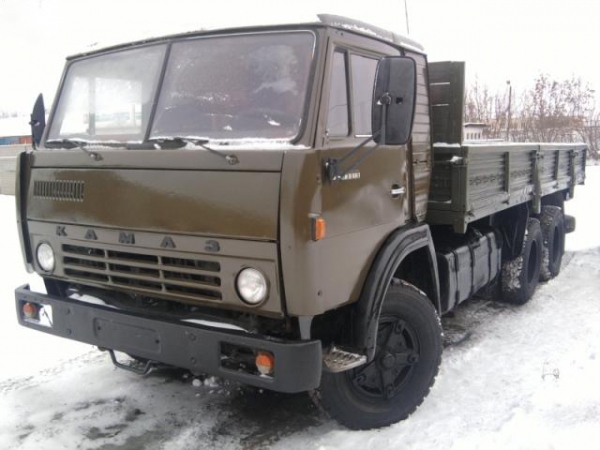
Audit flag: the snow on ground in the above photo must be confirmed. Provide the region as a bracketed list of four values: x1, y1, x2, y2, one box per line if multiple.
[0, 168, 599, 449]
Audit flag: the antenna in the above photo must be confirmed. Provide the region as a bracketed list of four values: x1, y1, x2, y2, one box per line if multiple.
[404, 0, 410, 35]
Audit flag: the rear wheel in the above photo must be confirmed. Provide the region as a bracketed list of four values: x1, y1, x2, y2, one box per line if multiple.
[501, 218, 543, 304]
[539, 206, 565, 281]
[315, 282, 442, 430]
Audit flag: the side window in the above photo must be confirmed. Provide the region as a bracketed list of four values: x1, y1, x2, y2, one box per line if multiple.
[350, 54, 378, 136]
[326, 51, 349, 137]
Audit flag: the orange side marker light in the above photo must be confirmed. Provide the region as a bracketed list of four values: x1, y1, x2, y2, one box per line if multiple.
[312, 217, 327, 241]
[255, 351, 275, 376]
[23, 302, 38, 320]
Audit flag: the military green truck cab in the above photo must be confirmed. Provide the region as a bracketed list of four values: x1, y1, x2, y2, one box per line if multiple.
[15, 15, 586, 430]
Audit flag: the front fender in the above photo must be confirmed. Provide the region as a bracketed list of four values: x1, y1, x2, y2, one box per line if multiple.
[354, 223, 440, 361]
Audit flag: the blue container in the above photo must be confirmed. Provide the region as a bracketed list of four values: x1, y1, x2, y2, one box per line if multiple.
[0, 136, 20, 145]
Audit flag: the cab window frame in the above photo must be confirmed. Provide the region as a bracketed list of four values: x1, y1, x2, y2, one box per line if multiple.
[325, 46, 383, 141]
[326, 49, 351, 138]
[349, 52, 379, 138]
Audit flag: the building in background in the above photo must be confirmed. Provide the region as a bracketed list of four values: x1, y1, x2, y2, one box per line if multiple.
[463, 122, 488, 141]
[0, 116, 31, 145]
[0, 116, 30, 195]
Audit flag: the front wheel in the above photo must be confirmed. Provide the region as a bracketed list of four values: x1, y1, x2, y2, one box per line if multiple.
[315, 282, 442, 430]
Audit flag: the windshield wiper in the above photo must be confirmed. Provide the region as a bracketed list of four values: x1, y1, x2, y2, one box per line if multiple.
[46, 138, 103, 161]
[148, 137, 238, 165]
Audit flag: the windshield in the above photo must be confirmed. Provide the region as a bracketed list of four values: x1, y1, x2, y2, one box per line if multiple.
[151, 32, 314, 141]
[47, 31, 315, 146]
[48, 45, 166, 143]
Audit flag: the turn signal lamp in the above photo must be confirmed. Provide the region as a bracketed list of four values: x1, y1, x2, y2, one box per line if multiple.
[312, 217, 326, 241]
[23, 302, 38, 320]
[255, 351, 275, 376]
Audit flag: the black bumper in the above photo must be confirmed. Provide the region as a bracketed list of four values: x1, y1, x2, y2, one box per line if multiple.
[15, 285, 322, 393]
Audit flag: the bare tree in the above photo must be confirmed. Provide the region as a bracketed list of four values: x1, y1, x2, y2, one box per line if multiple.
[465, 74, 598, 158]
[464, 79, 509, 139]
[520, 74, 594, 142]
[575, 106, 600, 159]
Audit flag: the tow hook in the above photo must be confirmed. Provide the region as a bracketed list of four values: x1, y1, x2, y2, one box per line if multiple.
[102, 348, 157, 376]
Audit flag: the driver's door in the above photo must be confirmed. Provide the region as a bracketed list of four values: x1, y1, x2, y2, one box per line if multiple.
[315, 32, 410, 307]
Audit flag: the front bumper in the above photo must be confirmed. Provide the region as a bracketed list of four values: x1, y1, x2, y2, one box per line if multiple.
[15, 284, 322, 393]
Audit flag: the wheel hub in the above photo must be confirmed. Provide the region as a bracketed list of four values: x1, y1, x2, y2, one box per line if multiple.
[381, 352, 396, 369]
[351, 316, 421, 400]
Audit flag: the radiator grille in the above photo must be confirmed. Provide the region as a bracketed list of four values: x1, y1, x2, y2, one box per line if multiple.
[62, 244, 222, 302]
[34, 180, 85, 202]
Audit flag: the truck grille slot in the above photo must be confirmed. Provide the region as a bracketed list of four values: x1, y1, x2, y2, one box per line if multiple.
[61, 244, 222, 302]
[64, 256, 107, 270]
[108, 264, 160, 278]
[107, 250, 159, 264]
[162, 257, 220, 272]
[63, 244, 104, 257]
[163, 270, 221, 287]
[33, 180, 85, 202]
[64, 268, 109, 283]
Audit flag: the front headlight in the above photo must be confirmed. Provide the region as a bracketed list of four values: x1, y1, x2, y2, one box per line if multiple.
[36, 242, 55, 272]
[236, 268, 268, 305]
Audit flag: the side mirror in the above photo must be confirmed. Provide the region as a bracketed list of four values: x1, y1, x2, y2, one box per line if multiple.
[29, 93, 46, 149]
[372, 56, 416, 145]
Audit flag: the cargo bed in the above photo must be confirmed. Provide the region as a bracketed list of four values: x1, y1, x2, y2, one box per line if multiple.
[427, 143, 587, 233]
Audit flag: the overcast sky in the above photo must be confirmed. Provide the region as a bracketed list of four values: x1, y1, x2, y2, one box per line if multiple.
[1, 0, 600, 114]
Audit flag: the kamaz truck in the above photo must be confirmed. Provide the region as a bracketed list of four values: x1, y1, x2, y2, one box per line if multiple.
[15, 15, 586, 429]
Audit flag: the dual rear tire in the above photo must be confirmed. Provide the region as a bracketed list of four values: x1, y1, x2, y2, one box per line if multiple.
[501, 206, 566, 304]
[539, 206, 565, 281]
[501, 218, 543, 304]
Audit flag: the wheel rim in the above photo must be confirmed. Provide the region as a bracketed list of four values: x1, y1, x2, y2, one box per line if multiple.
[348, 314, 420, 400]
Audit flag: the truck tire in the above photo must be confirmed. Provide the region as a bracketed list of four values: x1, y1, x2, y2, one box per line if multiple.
[315, 282, 442, 430]
[539, 206, 565, 281]
[501, 218, 543, 304]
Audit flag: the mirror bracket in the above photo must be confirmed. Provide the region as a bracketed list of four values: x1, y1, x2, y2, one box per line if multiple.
[28, 118, 40, 150]
[326, 103, 388, 182]
[379, 92, 392, 106]
[325, 55, 416, 182]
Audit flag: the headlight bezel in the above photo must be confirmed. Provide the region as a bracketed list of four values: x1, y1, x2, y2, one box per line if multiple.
[36, 241, 56, 273]
[236, 267, 269, 306]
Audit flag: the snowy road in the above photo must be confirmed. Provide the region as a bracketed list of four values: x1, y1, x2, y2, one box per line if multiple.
[1, 168, 599, 450]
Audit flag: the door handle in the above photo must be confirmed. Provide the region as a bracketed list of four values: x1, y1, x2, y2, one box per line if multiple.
[390, 185, 406, 198]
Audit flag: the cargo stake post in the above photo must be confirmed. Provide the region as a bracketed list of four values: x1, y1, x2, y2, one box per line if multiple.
[15, 15, 586, 429]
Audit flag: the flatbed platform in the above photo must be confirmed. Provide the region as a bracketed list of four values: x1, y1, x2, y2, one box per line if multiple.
[427, 142, 587, 233]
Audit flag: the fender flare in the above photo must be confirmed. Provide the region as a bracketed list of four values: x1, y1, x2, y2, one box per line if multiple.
[16, 151, 34, 273]
[354, 223, 440, 361]
[492, 202, 529, 261]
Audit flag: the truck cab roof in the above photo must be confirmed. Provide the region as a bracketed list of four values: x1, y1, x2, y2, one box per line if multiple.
[67, 14, 425, 61]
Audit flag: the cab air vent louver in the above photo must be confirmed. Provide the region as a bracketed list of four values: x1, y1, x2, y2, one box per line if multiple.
[33, 180, 85, 202]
